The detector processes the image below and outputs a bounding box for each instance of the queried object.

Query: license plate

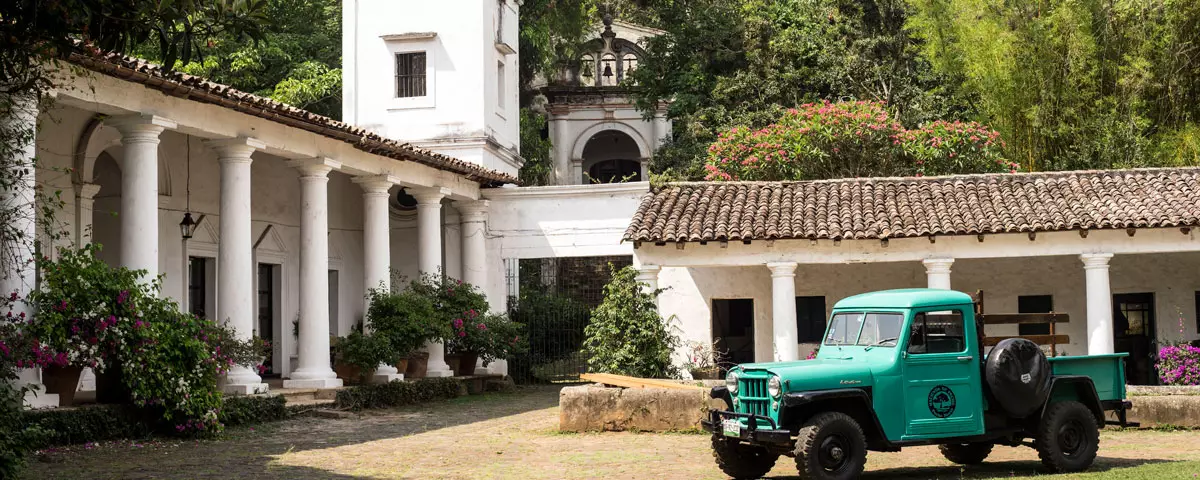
[722,418,741,437]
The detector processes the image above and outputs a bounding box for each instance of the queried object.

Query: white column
[456,200,492,375]
[107,114,175,283]
[74,183,101,245]
[1081,253,1115,355]
[413,187,454,377]
[652,109,670,151]
[922,258,954,290]
[1,92,57,408]
[635,264,661,295]
[548,109,572,185]
[208,137,267,394]
[767,262,800,362]
[283,158,344,388]
[354,175,403,383]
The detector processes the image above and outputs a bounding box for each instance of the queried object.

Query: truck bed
[1048,353,1128,402]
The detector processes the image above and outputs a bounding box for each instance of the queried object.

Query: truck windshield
[824,312,904,346]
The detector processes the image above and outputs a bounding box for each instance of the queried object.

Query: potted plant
[682,339,723,380]
[365,286,451,378]
[406,275,492,376]
[447,312,526,376]
[333,331,398,385]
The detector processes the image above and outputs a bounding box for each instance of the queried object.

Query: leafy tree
[583,265,680,379]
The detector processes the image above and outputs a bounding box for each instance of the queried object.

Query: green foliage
[365,287,444,358]
[219,394,288,427]
[705,100,1015,180]
[508,289,590,365]
[0,384,47,478]
[518,108,553,186]
[23,404,151,448]
[907,0,1200,171]
[333,331,400,382]
[584,265,680,379]
[333,378,462,411]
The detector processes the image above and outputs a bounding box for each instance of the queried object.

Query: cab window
[856,313,904,347]
[824,312,865,346]
[906,311,966,354]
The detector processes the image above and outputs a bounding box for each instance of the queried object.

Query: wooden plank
[983,335,1070,347]
[579,373,704,390]
[979,313,1070,325]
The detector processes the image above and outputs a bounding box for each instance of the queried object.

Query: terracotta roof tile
[624,168,1200,243]
[64,49,517,185]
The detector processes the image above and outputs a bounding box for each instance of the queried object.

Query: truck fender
[1040,376,1104,426]
[780,388,892,450]
[710,386,733,410]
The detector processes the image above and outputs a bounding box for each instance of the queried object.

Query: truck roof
[834,288,975,309]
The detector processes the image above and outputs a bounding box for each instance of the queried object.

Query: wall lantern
[179,212,198,239]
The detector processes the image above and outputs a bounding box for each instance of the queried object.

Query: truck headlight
[726,372,739,395]
[768,376,782,399]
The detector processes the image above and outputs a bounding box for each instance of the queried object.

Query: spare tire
[984,338,1051,418]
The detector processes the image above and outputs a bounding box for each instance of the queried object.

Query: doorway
[712,299,754,373]
[1113,293,1156,385]
[257,264,279,377]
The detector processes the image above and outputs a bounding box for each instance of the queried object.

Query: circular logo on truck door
[928,385,956,418]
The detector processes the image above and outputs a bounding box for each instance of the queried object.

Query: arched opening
[579,54,596,87]
[599,53,618,87]
[581,130,643,183]
[91,151,123,267]
[621,53,639,84]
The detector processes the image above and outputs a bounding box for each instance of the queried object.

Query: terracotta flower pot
[43,365,83,406]
[406,352,429,379]
[444,355,462,376]
[335,362,363,385]
[454,352,479,377]
[689,367,720,380]
[395,358,409,375]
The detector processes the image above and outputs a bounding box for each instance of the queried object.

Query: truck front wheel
[1036,401,1099,473]
[938,443,993,465]
[712,435,778,479]
[793,412,867,480]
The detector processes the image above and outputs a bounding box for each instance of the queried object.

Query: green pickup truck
[704,289,1133,480]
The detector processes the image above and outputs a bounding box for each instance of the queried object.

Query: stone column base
[222,383,269,395]
[372,373,404,383]
[23,389,59,410]
[424,367,453,378]
[283,377,344,389]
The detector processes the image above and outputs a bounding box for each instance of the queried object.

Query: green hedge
[24,404,154,448]
[334,378,461,411]
[218,395,288,427]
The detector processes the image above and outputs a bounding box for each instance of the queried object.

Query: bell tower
[343,0,522,177]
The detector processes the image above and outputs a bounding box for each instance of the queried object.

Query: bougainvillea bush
[704,100,1017,181]
[1,244,257,434]
[1155,344,1200,386]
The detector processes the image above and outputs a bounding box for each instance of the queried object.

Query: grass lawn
[24,385,1200,479]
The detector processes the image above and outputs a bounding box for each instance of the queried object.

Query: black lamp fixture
[180,136,198,239]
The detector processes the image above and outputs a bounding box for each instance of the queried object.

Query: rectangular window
[856,313,904,347]
[1018,295,1053,336]
[824,312,865,346]
[395,52,427,98]
[188,257,207,318]
[497,61,506,110]
[908,311,966,354]
[795,296,826,343]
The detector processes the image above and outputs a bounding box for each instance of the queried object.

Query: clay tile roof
[64,49,517,185]
[623,168,1200,243]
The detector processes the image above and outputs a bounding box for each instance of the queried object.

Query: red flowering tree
[704,101,1015,181]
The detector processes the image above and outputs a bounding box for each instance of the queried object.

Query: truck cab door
[901,307,984,440]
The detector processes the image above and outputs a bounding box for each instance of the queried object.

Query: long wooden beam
[580,373,705,390]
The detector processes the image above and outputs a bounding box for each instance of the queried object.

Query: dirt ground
[25,385,1200,479]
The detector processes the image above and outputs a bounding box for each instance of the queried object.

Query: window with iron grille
[395,52,427,98]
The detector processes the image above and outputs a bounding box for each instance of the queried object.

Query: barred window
[395,52,427,98]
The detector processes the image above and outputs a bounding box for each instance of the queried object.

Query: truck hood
[738,358,874,391]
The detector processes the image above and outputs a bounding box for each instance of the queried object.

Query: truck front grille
[737,377,772,421]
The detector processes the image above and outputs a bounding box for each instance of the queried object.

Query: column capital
[766,262,798,277]
[454,200,490,223]
[287,157,341,177]
[205,136,265,162]
[636,264,661,276]
[1080,253,1114,269]
[922,257,955,274]
[410,186,451,205]
[74,182,101,200]
[353,175,398,195]
[106,114,176,140]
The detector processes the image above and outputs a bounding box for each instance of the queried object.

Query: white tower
[343,0,522,176]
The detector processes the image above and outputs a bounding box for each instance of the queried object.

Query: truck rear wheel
[712,435,778,479]
[938,443,993,465]
[793,412,867,480]
[1036,401,1099,473]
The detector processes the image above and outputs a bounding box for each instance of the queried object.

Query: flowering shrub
[445,312,527,365]
[365,287,445,358]
[805,346,819,360]
[1155,344,1200,386]
[704,100,1015,181]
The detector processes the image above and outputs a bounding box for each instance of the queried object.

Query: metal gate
[506,256,632,384]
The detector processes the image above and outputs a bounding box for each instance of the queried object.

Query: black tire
[985,338,1052,418]
[938,443,993,465]
[1036,401,1100,473]
[712,434,778,479]
[793,412,867,480]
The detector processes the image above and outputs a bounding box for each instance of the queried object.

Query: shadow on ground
[26,384,567,480]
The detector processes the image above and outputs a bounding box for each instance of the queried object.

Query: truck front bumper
[702,410,792,445]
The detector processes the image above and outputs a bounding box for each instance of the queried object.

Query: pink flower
[477,323,487,330]
[457,331,467,337]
